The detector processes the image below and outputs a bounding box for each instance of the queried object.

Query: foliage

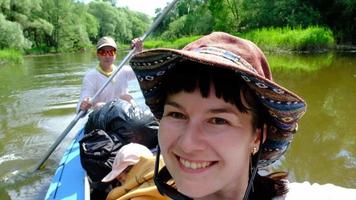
[161,15,188,39]
[305,0,356,44]
[153,0,353,45]
[84,11,100,41]
[208,0,240,32]
[153,0,212,38]
[240,26,335,52]
[145,35,202,49]
[145,26,334,53]
[0,0,53,49]
[0,14,31,51]
[40,0,93,52]
[239,0,321,30]
[0,48,23,64]
[0,0,353,55]
[88,1,150,44]
[122,9,150,40]
[0,0,150,54]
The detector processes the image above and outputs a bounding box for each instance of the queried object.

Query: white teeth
[179,157,212,169]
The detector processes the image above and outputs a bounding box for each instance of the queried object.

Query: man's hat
[96,36,117,50]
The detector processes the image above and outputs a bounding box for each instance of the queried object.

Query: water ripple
[335,150,356,168]
[0,154,22,165]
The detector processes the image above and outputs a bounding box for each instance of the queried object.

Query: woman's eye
[210,117,229,125]
[168,112,186,119]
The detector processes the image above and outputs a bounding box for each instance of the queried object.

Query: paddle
[33,0,180,172]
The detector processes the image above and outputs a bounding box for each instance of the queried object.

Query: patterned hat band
[195,47,259,74]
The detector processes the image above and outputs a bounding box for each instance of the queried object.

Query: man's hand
[79,97,92,112]
[131,38,143,53]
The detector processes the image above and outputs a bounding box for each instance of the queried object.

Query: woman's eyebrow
[165,100,183,109]
[166,100,240,116]
[208,107,240,116]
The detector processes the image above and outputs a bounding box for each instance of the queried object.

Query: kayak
[45,129,89,200]
[44,99,158,200]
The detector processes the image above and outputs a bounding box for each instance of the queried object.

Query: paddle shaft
[33,0,179,172]
[33,111,85,171]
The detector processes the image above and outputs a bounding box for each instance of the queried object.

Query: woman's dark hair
[159,60,288,200]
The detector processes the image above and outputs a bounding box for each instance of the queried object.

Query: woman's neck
[194,171,249,200]
[195,190,245,200]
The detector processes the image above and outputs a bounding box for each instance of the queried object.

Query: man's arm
[77,73,95,112]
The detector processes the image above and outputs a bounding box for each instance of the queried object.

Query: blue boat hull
[45,129,89,200]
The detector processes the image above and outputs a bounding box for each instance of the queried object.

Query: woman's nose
[177,120,206,153]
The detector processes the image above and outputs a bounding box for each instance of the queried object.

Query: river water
[0,51,355,199]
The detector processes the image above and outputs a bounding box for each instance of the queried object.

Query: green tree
[305,0,356,43]
[0,13,31,50]
[41,0,93,51]
[85,11,99,41]
[0,0,10,11]
[0,0,54,50]
[156,0,213,39]
[88,1,150,43]
[240,0,320,30]
[123,9,150,39]
[58,2,92,51]
[88,1,125,41]
[208,0,237,32]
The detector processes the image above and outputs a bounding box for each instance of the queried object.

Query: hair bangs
[163,61,253,114]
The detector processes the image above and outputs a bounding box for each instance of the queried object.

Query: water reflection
[268,53,356,188]
[0,52,96,199]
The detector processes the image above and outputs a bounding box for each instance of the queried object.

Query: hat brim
[97,44,117,50]
[131,48,305,108]
[130,48,306,167]
[101,164,128,183]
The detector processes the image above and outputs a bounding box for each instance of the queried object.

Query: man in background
[77,36,142,113]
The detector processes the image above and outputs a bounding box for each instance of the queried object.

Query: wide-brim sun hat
[96,36,117,50]
[130,32,306,167]
[102,143,153,182]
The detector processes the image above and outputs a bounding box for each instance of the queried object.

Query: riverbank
[0,49,22,65]
[1,27,354,65]
[145,26,337,53]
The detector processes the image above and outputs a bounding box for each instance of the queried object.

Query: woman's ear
[262,124,267,143]
[252,124,267,153]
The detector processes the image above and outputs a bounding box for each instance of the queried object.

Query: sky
[82,0,172,17]
[116,0,172,16]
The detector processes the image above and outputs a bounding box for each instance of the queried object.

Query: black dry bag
[84,99,159,149]
[79,129,124,182]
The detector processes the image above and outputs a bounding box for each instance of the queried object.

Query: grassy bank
[0,49,23,65]
[145,26,335,53]
[240,26,335,52]
[0,26,337,65]
[145,35,202,49]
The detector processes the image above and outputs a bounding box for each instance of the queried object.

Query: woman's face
[158,87,260,199]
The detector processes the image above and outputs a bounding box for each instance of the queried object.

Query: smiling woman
[159,89,260,199]
[129,32,356,200]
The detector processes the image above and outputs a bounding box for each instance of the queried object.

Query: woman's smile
[177,155,217,172]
